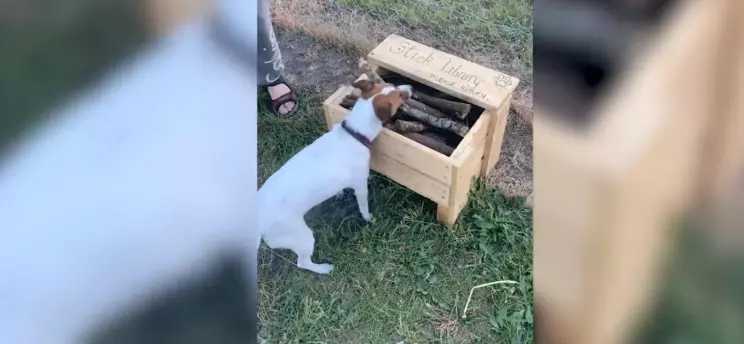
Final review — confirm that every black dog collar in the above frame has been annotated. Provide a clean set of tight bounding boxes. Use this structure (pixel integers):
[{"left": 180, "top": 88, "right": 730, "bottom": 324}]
[{"left": 341, "top": 121, "right": 372, "bottom": 149}]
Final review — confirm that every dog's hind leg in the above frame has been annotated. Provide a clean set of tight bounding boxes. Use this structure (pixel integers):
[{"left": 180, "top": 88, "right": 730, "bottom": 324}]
[
  {"left": 292, "top": 221, "right": 334, "bottom": 274},
  {"left": 265, "top": 220, "right": 334, "bottom": 274}
]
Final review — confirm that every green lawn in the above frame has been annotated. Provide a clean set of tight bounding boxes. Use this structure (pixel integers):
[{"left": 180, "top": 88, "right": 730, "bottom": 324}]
[
  {"left": 257, "top": 91, "right": 534, "bottom": 343},
  {"left": 335, "top": 0, "right": 533, "bottom": 73}
]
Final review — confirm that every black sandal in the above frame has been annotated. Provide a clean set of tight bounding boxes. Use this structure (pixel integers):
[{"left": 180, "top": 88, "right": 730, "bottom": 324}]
[{"left": 264, "top": 77, "right": 299, "bottom": 117}]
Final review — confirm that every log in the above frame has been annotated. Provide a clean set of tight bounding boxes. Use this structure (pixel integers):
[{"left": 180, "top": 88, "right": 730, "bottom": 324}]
[
  {"left": 405, "top": 98, "right": 447, "bottom": 118},
  {"left": 421, "top": 132, "right": 448, "bottom": 143},
  {"left": 393, "top": 120, "right": 426, "bottom": 133},
  {"left": 400, "top": 103, "right": 469, "bottom": 137},
  {"left": 340, "top": 97, "right": 470, "bottom": 137},
  {"left": 412, "top": 92, "right": 472, "bottom": 120},
  {"left": 351, "top": 88, "right": 362, "bottom": 98},
  {"left": 385, "top": 122, "right": 455, "bottom": 155},
  {"left": 358, "top": 58, "right": 386, "bottom": 84},
  {"left": 401, "top": 132, "right": 455, "bottom": 156},
  {"left": 340, "top": 97, "right": 355, "bottom": 109}
]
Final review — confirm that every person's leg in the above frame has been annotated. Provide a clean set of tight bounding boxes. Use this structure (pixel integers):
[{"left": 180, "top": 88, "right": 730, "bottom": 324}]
[{"left": 257, "top": 0, "right": 297, "bottom": 116}]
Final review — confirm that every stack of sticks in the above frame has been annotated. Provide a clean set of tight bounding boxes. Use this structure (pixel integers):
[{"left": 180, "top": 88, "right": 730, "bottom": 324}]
[{"left": 340, "top": 63, "right": 475, "bottom": 156}]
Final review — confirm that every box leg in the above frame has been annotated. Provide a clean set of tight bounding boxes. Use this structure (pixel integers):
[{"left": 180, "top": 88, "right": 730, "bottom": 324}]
[
  {"left": 480, "top": 97, "right": 511, "bottom": 177},
  {"left": 436, "top": 204, "right": 461, "bottom": 227}
]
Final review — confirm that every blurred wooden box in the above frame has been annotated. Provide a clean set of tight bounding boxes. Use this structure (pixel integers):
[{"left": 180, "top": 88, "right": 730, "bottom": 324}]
[
  {"left": 323, "top": 34, "right": 519, "bottom": 226},
  {"left": 534, "top": 1, "right": 737, "bottom": 344}
]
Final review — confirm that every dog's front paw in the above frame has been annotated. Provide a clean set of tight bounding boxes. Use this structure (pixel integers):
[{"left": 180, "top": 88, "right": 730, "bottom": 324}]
[
  {"left": 312, "top": 263, "right": 334, "bottom": 275},
  {"left": 362, "top": 212, "right": 374, "bottom": 223}
]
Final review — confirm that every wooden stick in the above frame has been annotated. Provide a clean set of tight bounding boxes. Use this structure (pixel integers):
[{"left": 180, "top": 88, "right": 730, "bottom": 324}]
[
  {"left": 340, "top": 97, "right": 355, "bottom": 109},
  {"left": 400, "top": 103, "right": 469, "bottom": 137},
  {"left": 405, "top": 98, "right": 447, "bottom": 118},
  {"left": 401, "top": 132, "right": 455, "bottom": 156},
  {"left": 412, "top": 92, "right": 472, "bottom": 120},
  {"left": 461, "top": 280, "right": 518, "bottom": 319},
  {"left": 351, "top": 88, "right": 362, "bottom": 99},
  {"left": 422, "top": 132, "right": 448, "bottom": 143},
  {"left": 358, "top": 58, "right": 386, "bottom": 84},
  {"left": 393, "top": 120, "right": 426, "bottom": 133},
  {"left": 341, "top": 97, "right": 469, "bottom": 137},
  {"left": 385, "top": 122, "right": 455, "bottom": 155}
]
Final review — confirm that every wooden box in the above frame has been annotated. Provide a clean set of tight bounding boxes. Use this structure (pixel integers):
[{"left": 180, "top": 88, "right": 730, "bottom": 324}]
[
  {"left": 534, "top": 1, "right": 735, "bottom": 344},
  {"left": 322, "top": 35, "right": 519, "bottom": 226}
]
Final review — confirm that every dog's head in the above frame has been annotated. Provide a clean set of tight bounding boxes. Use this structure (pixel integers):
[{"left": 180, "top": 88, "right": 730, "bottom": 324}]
[{"left": 351, "top": 79, "right": 412, "bottom": 123}]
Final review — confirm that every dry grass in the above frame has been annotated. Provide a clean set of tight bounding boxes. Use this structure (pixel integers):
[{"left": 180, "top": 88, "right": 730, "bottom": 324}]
[{"left": 270, "top": 0, "right": 534, "bottom": 197}]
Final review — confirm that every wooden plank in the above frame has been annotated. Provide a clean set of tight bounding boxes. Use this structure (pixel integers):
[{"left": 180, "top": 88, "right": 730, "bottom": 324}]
[
  {"left": 323, "top": 86, "right": 354, "bottom": 129},
  {"left": 368, "top": 34, "right": 519, "bottom": 110},
  {"left": 371, "top": 152, "right": 450, "bottom": 206},
  {"left": 451, "top": 111, "right": 489, "bottom": 158},
  {"left": 438, "top": 140, "right": 485, "bottom": 226},
  {"left": 373, "top": 130, "right": 454, "bottom": 185},
  {"left": 698, "top": 0, "right": 744, "bottom": 204},
  {"left": 325, "top": 104, "right": 348, "bottom": 128},
  {"left": 325, "top": 102, "right": 455, "bottom": 185},
  {"left": 436, "top": 168, "right": 460, "bottom": 226},
  {"left": 586, "top": 2, "right": 728, "bottom": 342},
  {"left": 481, "top": 101, "right": 511, "bottom": 176},
  {"left": 454, "top": 139, "right": 486, "bottom": 209},
  {"left": 533, "top": 1, "right": 731, "bottom": 344},
  {"left": 323, "top": 85, "right": 353, "bottom": 109},
  {"left": 534, "top": 122, "right": 601, "bottom": 340}
]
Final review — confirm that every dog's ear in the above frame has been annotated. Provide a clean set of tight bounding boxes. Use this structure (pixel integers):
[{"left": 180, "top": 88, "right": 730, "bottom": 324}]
[
  {"left": 372, "top": 90, "right": 408, "bottom": 123},
  {"left": 353, "top": 80, "right": 388, "bottom": 99},
  {"left": 351, "top": 80, "right": 376, "bottom": 93},
  {"left": 396, "top": 85, "right": 413, "bottom": 100},
  {"left": 372, "top": 100, "right": 394, "bottom": 123}
]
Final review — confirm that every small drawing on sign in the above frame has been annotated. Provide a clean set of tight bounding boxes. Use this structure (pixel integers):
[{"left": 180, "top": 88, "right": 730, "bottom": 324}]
[{"left": 493, "top": 74, "right": 513, "bottom": 88}]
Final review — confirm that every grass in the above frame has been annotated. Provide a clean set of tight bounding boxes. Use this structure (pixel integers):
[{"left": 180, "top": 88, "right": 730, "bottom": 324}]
[
  {"left": 257, "top": 91, "right": 534, "bottom": 343},
  {"left": 335, "top": 0, "right": 533, "bottom": 71}
]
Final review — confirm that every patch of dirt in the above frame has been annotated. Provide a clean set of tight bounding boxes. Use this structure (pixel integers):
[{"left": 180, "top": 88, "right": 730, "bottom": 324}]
[
  {"left": 275, "top": 29, "right": 360, "bottom": 95},
  {"left": 272, "top": 6, "right": 533, "bottom": 198}
]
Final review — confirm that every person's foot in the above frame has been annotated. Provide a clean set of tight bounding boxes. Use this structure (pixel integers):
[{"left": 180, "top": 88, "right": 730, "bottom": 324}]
[{"left": 267, "top": 82, "right": 297, "bottom": 116}]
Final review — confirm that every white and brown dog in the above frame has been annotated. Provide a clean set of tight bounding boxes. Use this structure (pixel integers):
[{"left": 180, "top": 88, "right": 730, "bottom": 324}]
[{"left": 258, "top": 80, "right": 412, "bottom": 274}]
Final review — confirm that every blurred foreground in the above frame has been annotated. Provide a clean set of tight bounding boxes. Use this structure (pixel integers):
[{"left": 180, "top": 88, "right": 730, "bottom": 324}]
[{"left": 534, "top": 0, "right": 744, "bottom": 343}]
